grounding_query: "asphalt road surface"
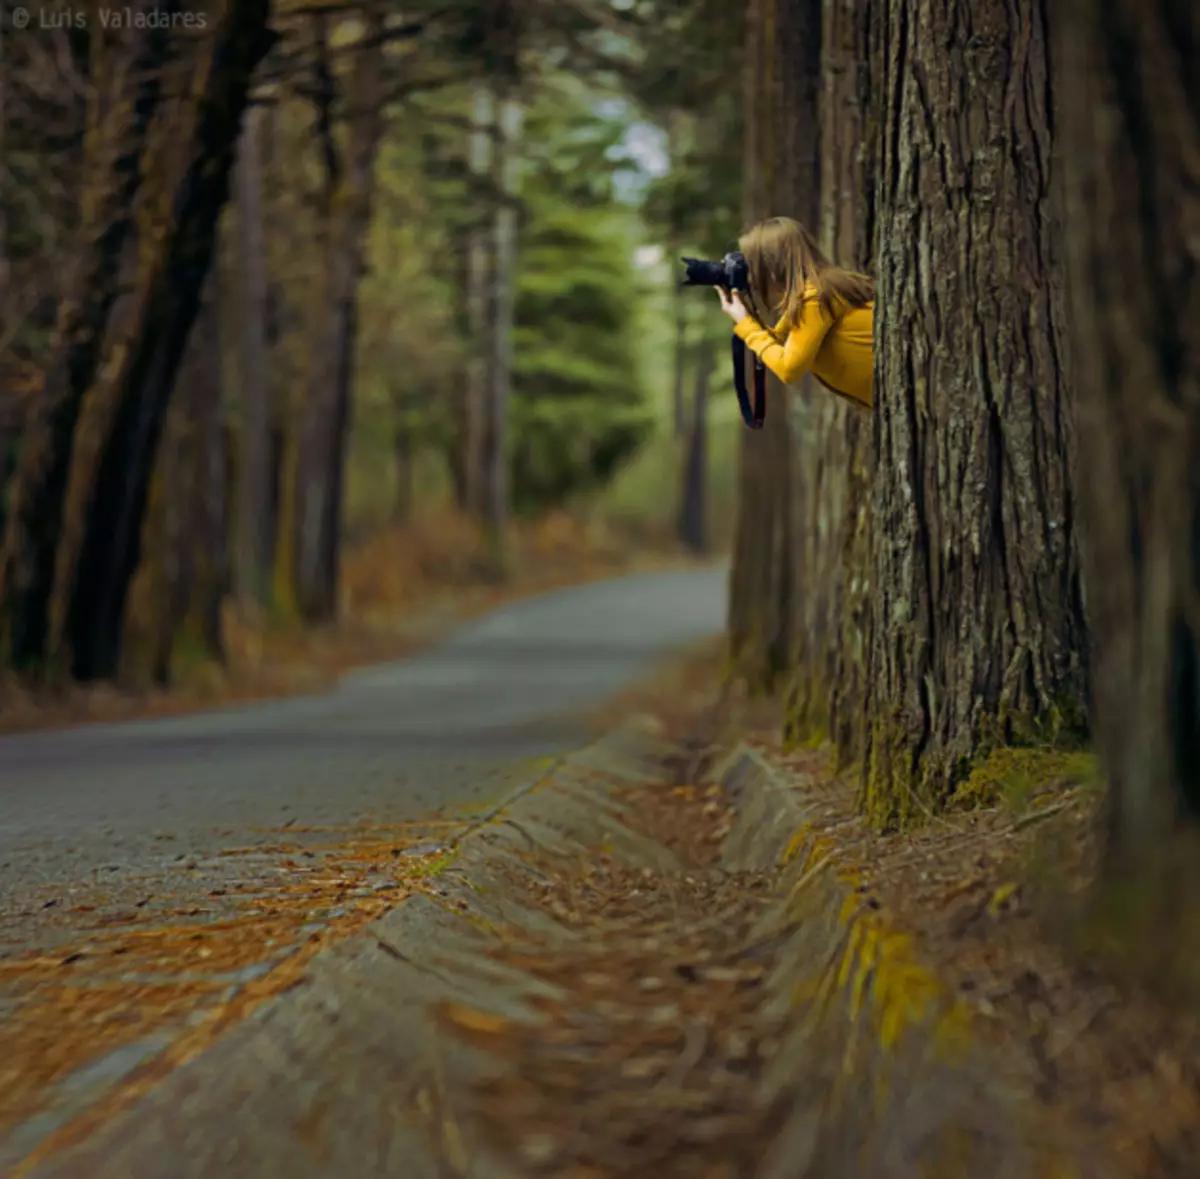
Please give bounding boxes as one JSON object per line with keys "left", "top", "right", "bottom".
{"left": 0, "top": 567, "right": 727, "bottom": 912}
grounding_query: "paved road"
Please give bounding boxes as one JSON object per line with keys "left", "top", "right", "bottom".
{"left": 0, "top": 567, "right": 727, "bottom": 909}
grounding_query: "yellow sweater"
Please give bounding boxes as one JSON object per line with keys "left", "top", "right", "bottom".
{"left": 733, "top": 289, "right": 874, "bottom": 410}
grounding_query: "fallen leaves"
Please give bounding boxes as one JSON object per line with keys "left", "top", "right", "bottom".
{"left": 0, "top": 825, "right": 452, "bottom": 1146}
{"left": 435, "top": 1004, "right": 514, "bottom": 1038}
{"left": 429, "top": 781, "right": 781, "bottom": 1178}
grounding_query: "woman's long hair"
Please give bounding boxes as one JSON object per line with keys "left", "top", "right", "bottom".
{"left": 738, "top": 216, "right": 874, "bottom": 338}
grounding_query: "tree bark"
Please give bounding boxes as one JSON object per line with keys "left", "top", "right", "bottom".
{"left": 234, "top": 99, "right": 273, "bottom": 608}
{"left": 678, "top": 338, "right": 711, "bottom": 555}
{"left": 57, "top": 0, "right": 275, "bottom": 681}
{"left": 862, "top": 0, "right": 1088, "bottom": 827}
{"left": 784, "top": 0, "right": 873, "bottom": 758}
{"left": 292, "top": 8, "right": 386, "bottom": 623}
{"left": 1056, "top": 0, "right": 1200, "bottom": 877}
{"left": 727, "top": 0, "right": 820, "bottom": 690}
{"left": 0, "top": 11, "right": 176, "bottom": 671}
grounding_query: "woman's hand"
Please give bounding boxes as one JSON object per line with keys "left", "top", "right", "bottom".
{"left": 716, "top": 286, "right": 750, "bottom": 324}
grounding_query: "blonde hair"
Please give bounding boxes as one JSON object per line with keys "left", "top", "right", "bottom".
{"left": 738, "top": 216, "right": 874, "bottom": 337}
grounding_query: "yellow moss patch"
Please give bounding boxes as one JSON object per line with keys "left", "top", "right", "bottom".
{"left": 782, "top": 834, "right": 974, "bottom": 1070}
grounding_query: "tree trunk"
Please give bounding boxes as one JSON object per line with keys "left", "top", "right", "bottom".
{"left": 151, "top": 394, "right": 191, "bottom": 686}
{"left": 671, "top": 268, "right": 688, "bottom": 439}
{"left": 234, "top": 99, "right": 273, "bottom": 607}
{"left": 784, "top": 0, "right": 873, "bottom": 757}
{"left": 726, "top": 0, "right": 820, "bottom": 691}
{"left": 678, "top": 339, "right": 711, "bottom": 555}
{"left": 188, "top": 274, "right": 228, "bottom": 660}
{"left": 861, "top": 0, "right": 1088, "bottom": 827}
{"left": 57, "top": 0, "right": 275, "bottom": 682}
{"left": 292, "top": 9, "right": 386, "bottom": 623}
{"left": 1057, "top": 1, "right": 1200, "bottom": 882}
{"left": 463, "top": 85, "right": 495, "bottom": 517}
{"left": 481, "top": 92, "right": 524, "bottom": 569}
{"left": 0, "top": 13, "right": 9, "bottom": 334}
{"left": 0, "top": 11, "right": 176, "bottom": 671}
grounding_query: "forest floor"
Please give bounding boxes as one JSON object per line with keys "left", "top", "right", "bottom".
{"left": 0, "top": 508, "right": 708, "bottom": 736}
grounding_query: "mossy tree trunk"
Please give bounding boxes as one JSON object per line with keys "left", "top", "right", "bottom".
{"left": 1057, "top": 1, "right": 1200, "bottom": 882}
{"left": 0, "top": 12, "right": 176, "bottom": 672}
{"left": 727, "top": 0, "right": 820, "bottom": 691}
{"left": 861, "top": 0, "right": 1088, "bottom": 827}
{"left": 57, "top": 0, "right": 275, "bottom": 681}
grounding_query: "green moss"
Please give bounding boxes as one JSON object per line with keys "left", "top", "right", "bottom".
{"left": 781, "top": 671, "right": 830, "bottom": 752}
{"left": 948, "top": 746, "right": 1099, "bottom": 814}
{"left": 411, "top": 848, "right": 460, "bottom": 877}
{"left": 980, "top": 693, "right": 1090, "bottom": 754}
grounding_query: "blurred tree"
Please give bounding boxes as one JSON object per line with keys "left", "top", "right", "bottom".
{"left": 783, "top": 0, "right": 873, "bottom": 763}
{"left": 726, "top": 0, "right": 819, "bottom": 692}
{"left": 291, "top": 6, "right": 388, "bottom": 622}
{"left": 861, "top": 0, "right": 1088, "bottom": 826}
{"left": 1057, "top": 1, "right": 1200, "bottom": 902}
{"left": 56, "top": 0, "right": 275, "bottom": 680}
{"left": 678, "top": 334, "right": 715, "bottom": 554}
{"left": 463, "top": 84, "right": 494, "bottom": 518}
{"left": 0, "top": 11, "right": 176, "bottom": 672}
{"left": 234, "top": 99, "right": 273, "bottom": 609}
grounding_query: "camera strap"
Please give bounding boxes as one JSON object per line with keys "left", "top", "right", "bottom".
{"left": 731, "top": 333, "right": 767, "bottom": 429}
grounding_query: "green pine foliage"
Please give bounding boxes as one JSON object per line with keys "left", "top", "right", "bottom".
{"left": 509, "top": 86, "right": 653, "bottom": 513}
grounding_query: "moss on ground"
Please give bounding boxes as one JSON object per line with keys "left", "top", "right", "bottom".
{"left": 948, "top": 747, "right": 1099, "bottom": 814}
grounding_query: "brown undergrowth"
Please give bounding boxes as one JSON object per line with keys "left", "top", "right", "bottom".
{"left": 0, "top": 509, "right": 706, "bottom": 736}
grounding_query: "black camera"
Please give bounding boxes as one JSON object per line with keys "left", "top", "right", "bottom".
{"left": 680, "top": 251, "right": 750, "bottom": 292}
{"left": 680, "top": 250, "right": 766, "bottom": 430}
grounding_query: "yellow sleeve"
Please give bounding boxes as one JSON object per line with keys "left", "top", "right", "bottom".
{"left": 733, "top": 302, "right": 834, "bottom": 385}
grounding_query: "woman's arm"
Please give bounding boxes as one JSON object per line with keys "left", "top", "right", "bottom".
{"left": 732, "top": 300, "right": 834, "bottom": 385}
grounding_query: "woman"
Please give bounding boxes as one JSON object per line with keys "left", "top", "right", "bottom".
{"left": 716, "top": 216, "right": 875, "bottom": 411}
